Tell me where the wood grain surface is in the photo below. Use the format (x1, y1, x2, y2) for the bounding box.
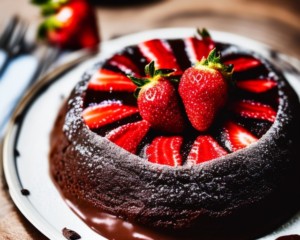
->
(0, 0, 299, 239)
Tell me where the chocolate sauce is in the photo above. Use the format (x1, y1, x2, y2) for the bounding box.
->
(276, 235, 300, 240)
(64, 193, 179, 240)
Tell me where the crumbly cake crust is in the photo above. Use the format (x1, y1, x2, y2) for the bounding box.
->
(50, 44, 300, 239)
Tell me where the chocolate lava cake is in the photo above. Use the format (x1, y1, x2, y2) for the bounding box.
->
(50, 29, 300, 239)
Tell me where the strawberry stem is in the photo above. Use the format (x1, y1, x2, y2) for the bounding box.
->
(128, 61, 176, 98)
(197, 48, 234, 86)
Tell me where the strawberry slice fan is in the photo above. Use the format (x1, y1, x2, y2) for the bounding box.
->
(32, 0, 100, 49)
(82, 29, 278, 167)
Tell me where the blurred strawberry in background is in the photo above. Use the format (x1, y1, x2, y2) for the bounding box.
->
(32, 0, 100, 49)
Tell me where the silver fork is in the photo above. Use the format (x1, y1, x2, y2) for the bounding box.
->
(0, 16, 28, 78)
(0, 17, 61, 136)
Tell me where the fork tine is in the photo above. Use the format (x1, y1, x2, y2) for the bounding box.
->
(0, 16, 19, 49)
(40, 47, 60, 76)
(8, 20, 28, 56)
(0, 18, 28, 78)
(30, 45, 60, 83)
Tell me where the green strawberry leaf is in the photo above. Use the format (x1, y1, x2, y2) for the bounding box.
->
(133, 87, 141, 98)
(37, 21, 48, 39)
(31, 0, 69, 16)
(128, 76, 144, 87)
(37, 16, 62, 39)
(128, 60, 177, 98)
(145, 61, 155, 78)
(155, 69, 175, 77)
(41, 4, 60, 16)
(31, 0, 51, 5)
(206, 49, 221, 64)
(197, 28, 211, 39)
(197, 48, 235, 87)
(128, 76, 151, 87)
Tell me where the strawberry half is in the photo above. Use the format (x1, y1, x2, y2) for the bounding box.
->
(236, 79, 277, 93)
(108, 54, 141, 76)
(185, 28, 215, 64)
(138, 39, 183, 75)
(185, 136, 227, 166)
(88, 69, 136, 92)
(179, 49, 234, 131)
(82, 102, 138, 129)
(224, 57, 261, 72)
(35, 0, 100, 49)
(229, 100, 276, 122)
(146, 136, 183, 166)
(224, 121, 258, 152)
(106, 120, 149, 154)
(128, 61, 185, 133)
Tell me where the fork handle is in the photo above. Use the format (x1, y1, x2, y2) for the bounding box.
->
(0, 50, 8, 75)
(0, 54, 38, 136)
(0, 50, 9, 79)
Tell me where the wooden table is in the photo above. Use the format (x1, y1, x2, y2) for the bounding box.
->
(0, 0, 299, 239)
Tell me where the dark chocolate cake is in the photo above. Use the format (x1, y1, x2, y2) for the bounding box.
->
(50, 30, 300, 239)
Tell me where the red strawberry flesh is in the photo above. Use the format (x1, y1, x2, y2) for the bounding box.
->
(184, 37, 215, 64)
(138, 79, 185, 133)
(138, 39, 183, 75)
(88, 69, 136, 92)
(82, 102, 138, 129)
(224, 121, 258, 152)
(128, 61, 185, 133)
(106, 120, 149, 154)
(46, 0, 99, 49)
(108, 54, 141, 76)
(229, 100, 276, 122)
(179, 49, 233, 132)
(224, 57, 261, 72)
(147, 136, 183, 166)
(179, 65, 228, 131)
(236, 79, 277, 93)
(186, 136, 227, 166)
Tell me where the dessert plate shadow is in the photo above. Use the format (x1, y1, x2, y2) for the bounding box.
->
(2, 28, 300, 240)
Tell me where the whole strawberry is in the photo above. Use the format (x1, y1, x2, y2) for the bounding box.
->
(128, 61, 185, 133)
(34, 0, 100, 49)
(179, 49, 234, 131)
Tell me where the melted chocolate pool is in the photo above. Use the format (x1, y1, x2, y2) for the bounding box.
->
(64, 193, 179, 240)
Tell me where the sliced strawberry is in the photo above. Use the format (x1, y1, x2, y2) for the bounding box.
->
(236, 79, 277, 93)
(108, 54, 141, 76)
(82, 102, 139, 129)
(229, 100, 276, 122)
(185, 136, 227, 166)
(106, 120, 149, 154)
(224, 121, 258, 152)
(224, 57, 261, 72)
(184, 37, 215, 64)
(146, 136, 183, 166)
(138, 39, 183, 75)
(88, 69, 136, 92)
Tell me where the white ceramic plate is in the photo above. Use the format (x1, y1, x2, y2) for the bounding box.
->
(3, 28, 300, 240)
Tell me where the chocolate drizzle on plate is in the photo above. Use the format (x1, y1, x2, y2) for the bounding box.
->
(276, 235, 300, 240)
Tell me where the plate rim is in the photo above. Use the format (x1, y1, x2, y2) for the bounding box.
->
(2, 27, 300, 240)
